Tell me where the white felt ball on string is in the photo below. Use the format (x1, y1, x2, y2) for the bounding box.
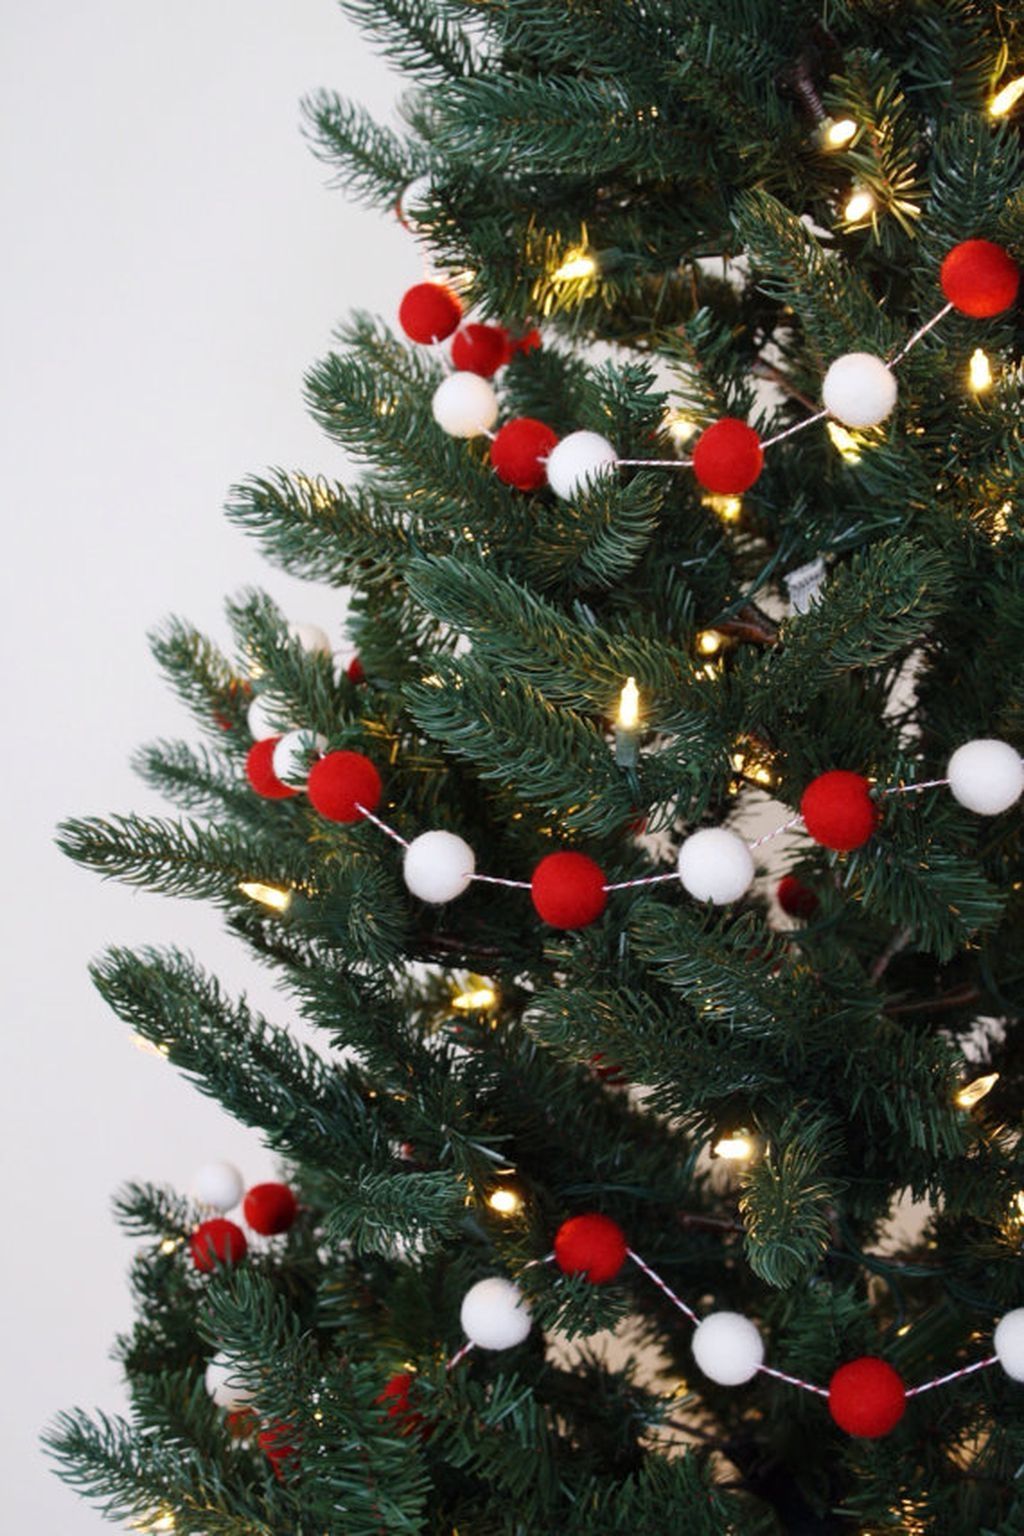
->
(403, 830, 476, 903)
(431, 372, 499, 438)
(822, 353, 898, 429)
(272, 729, 329, 788)
(288, 622, 332, 655)
(460, 1277, 532, 1350)
(205, 1351, 255, 1410)
(947, 739, 1024, 816)
(677, 827, 755, 904)
(247, 694, 287, 740)
(193, 1161, 244, 1212)
(692, 1312, 765, 1386)
(545, 430, 618, 500)
(994, 1309, 1024, 1380)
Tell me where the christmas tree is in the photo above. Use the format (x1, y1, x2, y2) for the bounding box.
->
(46, 1, 1024, 1530)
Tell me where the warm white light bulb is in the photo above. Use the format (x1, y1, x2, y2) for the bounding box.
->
(969, 348, 993, 392)
(487, 1188, 522, 1216)
(826, 421, 864, 463)
(553, 251, 597, 281)
(955, 1072, 999, 1109)
(990, 77, 1024, 118)
(238, 880, 292, 913)
(452, 984, 497, 1011)
(825, 117, 857, 147)
(843, 187, 875, 223)
(714, 1133, 754, 1161)
(697, 630, 723, 656)
(617, 676, 640, 729)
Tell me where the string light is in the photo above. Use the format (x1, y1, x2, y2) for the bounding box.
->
(702, 493, 742, 523)
(131, 1035, 170, 1059)
(158, 1237, 182, 1256)
(662, 409, 698, 447)
(487, 1187, 523, 1216)
(969, 348, 993, 392)
(696, 630, 724, 656)
(827, 421, 864, 463)
(843, 187, 875, 223)
(131, 1513, 176, 1534)
(617, 677, 640, 729)
(823, 117, 857, 148)
(990, 76, 1024, 118)
(552, 250, 597, 281)
(713, 1132, 754, 1161)
(238, 880, 292, 913)
(452, 982, 498, 1011)
(955, 1072, 999, 1109)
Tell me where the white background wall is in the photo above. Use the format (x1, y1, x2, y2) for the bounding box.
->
(2, 4, 408, 1527)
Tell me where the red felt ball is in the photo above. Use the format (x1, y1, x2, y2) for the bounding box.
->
(376, 1372, 430, 1438)
(531, 851, 607, 928)
(243, 1182, 298, 1236)
(346, 656, 365, 684)
(245, 738, 298, 801)
(828, 1357, 906, 1438)
(451, 323, 511, 377)
(776, 874, 819, 920)
(190, 1219, 248, 1273)
(554, 1213, 628, 1283)
(801, 770, 877, 851)
(590, 1052, 628, 1085)
(398, 281, 462, 344)
(307, 750, 382, 823)
(940, 240, 1020, 318)
(225, 1407, 259, 1440)
(692, 418, 764, 494)
(508, 327, 542, 356)
(490, 417, 559, 491)
(258, 1421, 300, 1481)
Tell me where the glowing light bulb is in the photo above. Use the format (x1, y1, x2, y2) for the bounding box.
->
(843, 187, 875, 223)
(452, 982, 497, 1011)
(696, 630, 723, 656)
(969, 348, 993, 392)
(702, 493, 742, 522)
(663, 410, 698, 447)
(955, 1072, 999, 1109)
(713, 1133, 754, 1161)
(158, 1236, 182, 1256)
(487, 1187, 522, 1216)
(131, 1034, 170, 1059)
(827, 421, 863, 463)
(238, 880, 292, 913)
(990, 76, 1024, 118)
(553, 250, 597, 281)
(617, 676, 640, 729)
(824, 117, 857, 147)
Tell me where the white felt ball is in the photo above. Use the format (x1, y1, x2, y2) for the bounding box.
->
(995, 1309, 1024, 1381)
(205, 1351, 255, 1410)
(431, 372, 499, 438)
(460, 1277, 531, 1350)
(272, 729, 329, 787)
(947, 739, 1024, 816)
(403, 830, 476, 903)
(288, 621, 332, 655)
(545, 430, 618, 499)
(677, 827, 755, 905)
(822, 352, 898, 429)
(692, 1312, 765, 1386)
(193, 1161, 244, 1213)
(247, 693, 288, 740)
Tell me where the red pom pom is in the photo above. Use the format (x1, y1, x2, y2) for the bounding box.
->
(531, 851, 607, 928)
(225, 1407, 259, 1440)
(307, 750, 382, 823)
(243, 1182, 298, 1235)
(554, 1213, 628, 1283)
(692, 418, 764, 494)
(376, 1372, 430, 1438)
(776, 874, 819, 920)
(940, 240, 1020, 318)
(398, 281, 462, 343)
(590, 1051, 628, 1085)
(245, 738, 298, 801)
(258, 1421, 300, 1481)
(508, 327, 542, 356)
(490, 417, 559, 491)
(801, 770, 877, 851)
(828, 1357, 906, 1438)
(346, 656, 365, 685)
(451, 323, 511, 377)
(190, 1218, 248, 1273)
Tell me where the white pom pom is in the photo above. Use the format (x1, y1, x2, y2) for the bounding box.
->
(995, 1309, 1024, 1380)
(397, 174, 434, 228)
(431, 372, 499, 438)
(193, 1161, 244, 1212)
(403, 830, 476, 903)
(947, 738, 1024, 816)
(460, 1277, 531, 1350)
(247, 694, 288, 740)
(822, 352, 898, 429)
(288, 621, 332, 655)
(205, 1350, 254, 1410)
(272, 729, 329, 788)
(692, 1312, 765, 1386)
(545, 430, 618, 499)
(677, 827, 754, 904)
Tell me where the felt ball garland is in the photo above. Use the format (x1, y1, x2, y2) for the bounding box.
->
(800, 770, 877, 851)
(306, 750, 382, 823)
(205, 1351, 254, 1410)
(190, 1218, 248, 1273)
(246, 738, 298, 801)
(398, 281, 462, 343)
(545, 430, 619, 500)
(946, 738, 1024, 815)
(531, 851, 607, 929)
(677, 826, 755, 904)
(431, 371, 499, 438)
(821, 353, 898, 429)
(243, 1182, 298, 1236)
(258, 1422, 300, 1482)
(490, 417, 559, 490)
(554, 1213, 627, 1283)
(692, 1312, 765, 1386)
(403, 830, 476, 903)
(272, 730, 328, 788)
(460, 1277, 531, 1350)
(994, 1308, 1024, 1380)
(776, 874, 819, 920)
(692, 418, 764, 494)
(940, 239, 1021, 318)
(451, 323, 511, 377)
(827, 1357, 907, 1438)
(193, 1161, 244, 1213)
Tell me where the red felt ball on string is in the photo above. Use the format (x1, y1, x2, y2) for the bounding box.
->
(245, 738, 299, 801)
(190, 1219, 248, 1273)
(508, 327, 542, 356)
(451, 323, 511, 377)
(398, 282, 463, 344)
(376, 1372, 430, 1438)
(258, 1422, 300, 1481)
(490, 417, 559, 491)
(346, 656, 365, 685)
(307, 750, 382, 823)
(554, 1213, 628, 1283)
(692, 418, 764, 494)
(776, 874, 819, 920)
(940, 240, 1020, 318)
(225, 1407, 260, 1440)
(828, 1357, 906, 1438)
(531, 851, 607, 928)
(243, 1182, 298, 1236)
(801, 770, 877, 851)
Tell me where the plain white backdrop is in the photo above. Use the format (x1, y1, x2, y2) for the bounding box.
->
(2, 4, 409, 1526)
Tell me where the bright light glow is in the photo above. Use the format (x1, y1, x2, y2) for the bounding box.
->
(969, 348, 993, 392)
(663, 410, 698, 447)
(238, 880, 292, 913)
(1016, 1191, 1024, 1220)
(487, 1187, 522, 1215)
(827, 421, 863, 463)
(132, 1513, 176, 1534)
(452, 984, 497, 1011)
(617, 676, 640, 729)
(158, 1237, 182, 1256)
(702, 493, 742, 523)
(131, 1034, 170, 1059)
(714, 1133, 754, 1161)
(553, 250, 597, 281)
(990, 76, 1024, 117)
(992, 501, 1013, 542)
(844, 187, 875, 223)
(955, 1072, 999, 1109)
(825, 117, 857, 147)
(697, 630, 723, 656)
